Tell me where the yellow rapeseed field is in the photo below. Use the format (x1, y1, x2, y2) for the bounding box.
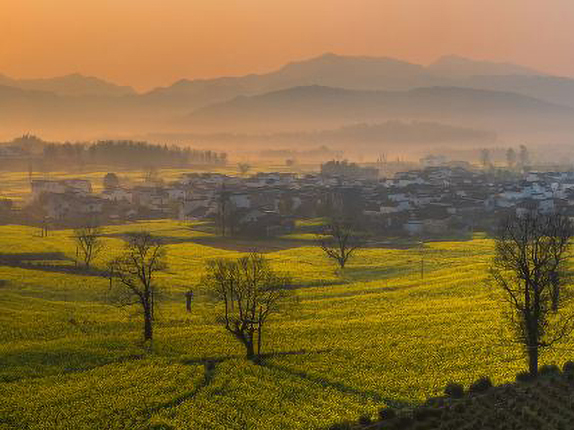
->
(1, 221, 574, 430)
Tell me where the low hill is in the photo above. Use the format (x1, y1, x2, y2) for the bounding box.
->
(183, 85, 573, 133)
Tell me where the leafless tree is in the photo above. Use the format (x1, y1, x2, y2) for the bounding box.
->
(73, 225, 104, 269)
(203, 253, 293, 360)
(107, 232, 166, 346)
(216, 187, 236, 237)
(490, 212, 574, 376)
(518, 144, 530, 170)
(318, 219, 363, 269)
(238, 163, 251, 175)
(506, 148, 517, 169)
(479, 148, 492, 169)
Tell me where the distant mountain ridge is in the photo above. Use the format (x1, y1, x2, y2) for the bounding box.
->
(0, 73, 135, 97)
(428, 54, 544, 78)
(1, 53, 574, 142)
(141, 53, 567, 110)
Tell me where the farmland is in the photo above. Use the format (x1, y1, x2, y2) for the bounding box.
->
(2, 220, 574, 430)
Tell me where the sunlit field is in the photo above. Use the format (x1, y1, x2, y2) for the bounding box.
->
(2, 221, 574, 430)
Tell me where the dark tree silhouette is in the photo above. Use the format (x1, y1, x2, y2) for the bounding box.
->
(107, 232, 166, 347)
(203, 253, 293, 360)
(506, 148, 517, 169)
(103, 173, 120, 190)
(238, 163, 251, 175)
(518, 144, 530, 171)
(318, 219, 363, 269)
(490, 212, 574, 376)
(73, 225, 104, 269)
(216, 186, 235, 237)
(479, 148, 492, 169)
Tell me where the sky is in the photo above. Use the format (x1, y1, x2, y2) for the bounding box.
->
(1, 0, 574, 91)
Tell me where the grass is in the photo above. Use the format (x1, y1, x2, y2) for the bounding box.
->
(1, 220, 574, 429)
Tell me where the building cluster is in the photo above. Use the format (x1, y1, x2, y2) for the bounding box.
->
(12, 167, 574, 236)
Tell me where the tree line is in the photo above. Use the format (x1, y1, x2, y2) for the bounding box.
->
(42, 140, 227, 169)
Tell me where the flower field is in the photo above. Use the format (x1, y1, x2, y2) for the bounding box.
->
(2, 221, 574, 429)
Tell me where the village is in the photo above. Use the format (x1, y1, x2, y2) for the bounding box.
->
(2, 159, 574, 239)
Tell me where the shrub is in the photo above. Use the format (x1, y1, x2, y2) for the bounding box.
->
(453, 403, 465, 413)
(414, 407, 442, 420)
(562, 361, 574, 374)
(358, 415, 372, 426)
(444, 382, 464, 398)
(378, 408, 396, 420)
(469, 376, 493, 393)
(395, 416, 414, 428)
(516, 371, 534, 383)
(539, 364, 561, 376)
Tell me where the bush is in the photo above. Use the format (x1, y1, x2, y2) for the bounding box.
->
(469, 376, 493, 393)
(539, 364, 561, 376)
(414, 408, 442, 421)
(444, 382, 464, 398)
(358, 415, 372, 426)
(516, 371, 534, 383)
(379, 408, 396, 420)
(395, 416, 414, 428)
(563, 361, 574, 374)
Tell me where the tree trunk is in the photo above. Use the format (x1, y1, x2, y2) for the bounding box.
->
(257, 325, 262, 358)
(143, 306, 153, 342)
(528, 344, 538, 377)
(245, 340, 255, 359)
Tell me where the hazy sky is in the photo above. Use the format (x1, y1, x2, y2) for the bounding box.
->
(2, 0, 574, 90)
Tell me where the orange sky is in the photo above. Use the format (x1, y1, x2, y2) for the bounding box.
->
(1, 0, 574, 91)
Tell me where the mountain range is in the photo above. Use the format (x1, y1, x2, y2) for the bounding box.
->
(1, 53, 574, 148)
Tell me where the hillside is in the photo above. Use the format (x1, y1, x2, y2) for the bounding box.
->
(337, 366, 574, 430)
(2, 219, 574, 430)
(183, 85, 573, 133)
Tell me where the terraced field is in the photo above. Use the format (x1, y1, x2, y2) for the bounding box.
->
(345, 366, 574, 430)
(1, 221, 574, 430)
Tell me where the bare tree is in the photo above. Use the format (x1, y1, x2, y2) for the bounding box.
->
(238, 163, 251, 175)
(107, 232, 166, 346)
(518, 144, 530, 171)
(490, 212, 574, 376)
(479, 148, 492, 169)
(103, 172, 120, 190)
(203, 253, 293, 360)
(318, 219, 363, 269)
(216, 186, 235, 237)
(73, 225, 104, 269)
(506, 148, 517, 169)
